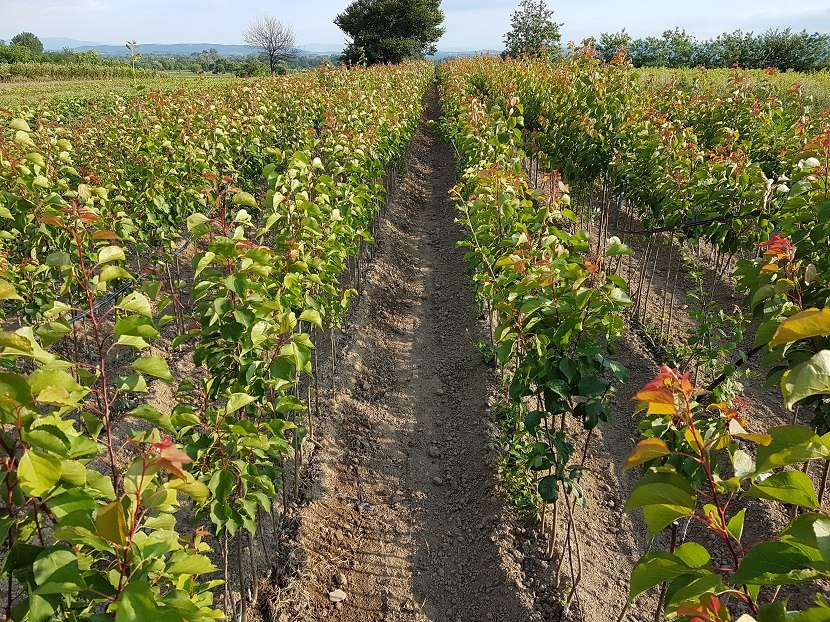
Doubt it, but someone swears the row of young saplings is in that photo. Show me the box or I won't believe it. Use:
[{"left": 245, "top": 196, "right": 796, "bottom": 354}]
[
  {"left": 441, "top": 54, "right": 830, "bottom": 621},
  {"left": 0, "top": 61, "right": 431, "bottom": 621}
]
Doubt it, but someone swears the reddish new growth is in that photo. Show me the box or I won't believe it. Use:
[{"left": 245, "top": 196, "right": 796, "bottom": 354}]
[
  {"left": 149, "top": 435, "right": 192, "bottom": 480},
  {"left": 676, "top": 595, "right": 729, "bottom": 622},
  {"left": 757, "top": 234, "right": 794, "bottom": 262},
  {"left": 635, "top": 365, "right": 696, "bottom": 420}
]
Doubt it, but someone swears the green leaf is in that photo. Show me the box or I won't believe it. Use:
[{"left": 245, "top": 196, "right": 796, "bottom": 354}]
[
  {"left": 0, "top": 280, "right": 23, "bottom": 301},
  {"left": 99, "top": 265, "right": 134, "bottom": 283},
  {"left": 538, "top": 475, "right": 559, "bottom": 502},
  {"left": 46, "top": 251, "right": 71, "bottom": 267},
  {"left": 754, "top": 425, "right": 830, "bottom": 474},
  {"left": 23, "top": 425, "right": 70, "bottom": 455},
  {"left": 97, "top": 245, "right": 126, "bottom": 265},
  {"left": 33, "top": 548, "right": 86, "bottom": 595},
  {"left": 781, "top": 350, "right": 830, "bottom": 410},
  {"left": 36, "top": 321, "right": 72, "bottom": 348},
  {"left": 128, "top": 405, "right": 173, "bottom": 432},
  {"left": 605, "top": 239, "right": 633, "bottom": 257},
  {"left": 112, "top": 373, "right": 148, "bottom": 393},
  {"left": 781, "top": 514, "right": 830, "bottom": 564},
  {"left": 86, "top": 470, "right": 116, "bottom": 501},
  {"left": 113, "top": 316, "right": 159, "bottom": 339},
  {"left": 18, "top": 450, "right": 62, "bottom": 497},
  {"left": 95, "top": 501, "right": 127, "bottom": 546},
  {"left": 0, "top": 372, "right": 33, "bottom": 406},
  {"left": 624, "top": 438, "right": 672, "bottom": 471},
  {"left": 625, "top": 471, "right": 696, "bottom": 538},
  {"left": 130, "top": 356, "right": 172, "bottom": 381},
  {"left": 298, "top": 309, "right": 323, "bottom": 328},
  {"left": 186, "top": 212, "right": 210, "bottom": 232},
  {"left": 746, "top": 470, "right": 819, "bottom": 509},
  {"left": 770, "top": 308, "right": 830, "bottom": 347},
  {"left": 577, "top": 375, "right": 608, "bottom": 398},
  {"left": 629, "top": 552, "right": 702, "bottom": 600},
  {"left": 48, "top": 489, "right": 96, "bottom": 520},
  {"left": 232, "top": 191, "right": 257, "bottom": 208},
  {"left": 168, "top": 478, "right": 209, "bottom": 505},
  {"left": 225, "top": 392, "right": 256, "bottom": 414},
  {"left": 673, "top": 542, "right": 711, "bottom": 568},
  {"left": 731, "top": 541, "right": 823, "bottom": 585},
  {"left": 117, "top": 292, "right": 152, "bottom": 318},
  {"left": 727, "top": 509, "right": 746, "bottom": 543},
  {"left": 115, "top": 580, "right": 180, "bottom": 622},
  {"left": 166, "top": 552, "right": 216, "bottom": 576},
  {"left": 10, "top": 118, "right": 31, "bottom": 132},
  {"left": 193, "top": 251, "right": 215, "bottom": 277}
]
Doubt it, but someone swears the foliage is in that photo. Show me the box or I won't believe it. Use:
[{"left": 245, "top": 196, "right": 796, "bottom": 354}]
[
  {"left": 595, "top": 29, "right": 632, "bottom": 63},
  {"left": 600, "top": 27, "right": 830, "bottom": 71},
  {"left": 440, "top": 52, "right": 830, "bottom": 619},
  {"left": 11, "top": 32, "right": 44, "bottom": 55},
  {"left": 0, "top": 60, "right": 433, "bottom": 619},
  {"left": 440, "top": 57, "right": 631, "bottom": 540},
  {"left": 335, "top": 0, "right": 445, "bottom": 65},
  {"left": 502, "top": 0, "right": 562, "bottom": 59}
]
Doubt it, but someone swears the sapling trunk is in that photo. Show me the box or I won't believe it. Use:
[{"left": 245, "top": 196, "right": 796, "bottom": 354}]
[
  {"left": 237, "top": 533, "right": 247, "bottom": 622},
  {"left": 660, "top": 231, "right": 676, "bottom": 343},
  {"left": 633, "top": 240, "right": 653, "bottom": 318},
  {"left": 666, "top": 242, "right": 683, "bottom": 348},
  {"left": 257, "top": 509, "right": 271, "bottom": 568},
  {"left": 331, "top": 329, "right": 337, "bottom": 393},
  {"left": 654, "top": 522, "right": 678, "bottom": 622},
  {"left": 642, "top": 243, "right": 661, "bottom": 325},
  {"left": 248, "top": 532, "right": 259, "bottom": 607},
  {"left": 819, "top": 459, "right": 830, "bottom": 509},
  {"left": 223, "top": 534, "right": 230, "bottom": 616}
]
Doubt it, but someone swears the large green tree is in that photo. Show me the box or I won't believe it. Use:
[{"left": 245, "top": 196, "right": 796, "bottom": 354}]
[
  {"left": 11, "top": 32, "right": 43, "bottom": 55},
  {"left": 335, "top": 0, "right": 445, "bottom": 65},
  {"left": 503, "top": 0, "right": 562, "bottom": 58}
]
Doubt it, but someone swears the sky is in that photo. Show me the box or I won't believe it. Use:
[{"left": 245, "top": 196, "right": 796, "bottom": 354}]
[{"left": 2, "top": 0, "right": 830, "bottom": 51}]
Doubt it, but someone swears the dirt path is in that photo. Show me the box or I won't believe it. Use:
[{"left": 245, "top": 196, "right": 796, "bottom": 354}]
[{"left": 278, "top": 87, "right": 540, "bottom": 621}]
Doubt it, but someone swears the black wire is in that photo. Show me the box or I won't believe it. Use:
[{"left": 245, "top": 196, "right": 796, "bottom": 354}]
[{"left": 618, "top": 209, "right": 764, "bottom": 236}]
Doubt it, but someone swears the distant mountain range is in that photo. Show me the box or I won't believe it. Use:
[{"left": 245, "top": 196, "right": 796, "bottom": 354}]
[{"left": 39, "top": 37, "right": 500, "bottom": 59}]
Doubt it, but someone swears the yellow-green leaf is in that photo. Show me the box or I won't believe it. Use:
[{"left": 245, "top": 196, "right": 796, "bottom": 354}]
[
  {"left": 624, "top": 438, "right": 671, "bottom": 471},
  {"left": 770, "top": 308, "right": 830, "bottom": 347},
  {"left": 10, "top": 118, "right": 31, "bottom": 132},
  {"left": 97, "top": 245, "right": 126, "bottom": 265},
  {"left": 0, "top": 280, "right": 23, "bottom": 301},
  {"left": 18, "top": 450, "right": 61, "bottom": 497},
  {"left": 95, "top": 501, "right": 128, "bottom": 546},
  {"left": 232, "top": 191, "right": 257, "bottom": 209},
  {"left": 781, "top": 350, "right": 830, "bottom": 410}
]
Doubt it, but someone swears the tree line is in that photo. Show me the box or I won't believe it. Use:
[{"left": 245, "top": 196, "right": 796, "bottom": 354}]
[
  {"left": 0, "top": 33, "right": 128, "bottom": 67},
  {"left": 594, "top": 27, "right": 830, "bottom": 71}
]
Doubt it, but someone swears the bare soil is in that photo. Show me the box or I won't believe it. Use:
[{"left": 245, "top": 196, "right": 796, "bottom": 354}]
[{"left": 267, "top": 86, "right": 547, "bottom": 622}]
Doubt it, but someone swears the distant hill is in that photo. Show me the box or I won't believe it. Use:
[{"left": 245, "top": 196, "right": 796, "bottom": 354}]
[
  {"left": 430, "top": 49, "right": 502, "bottom": 60},
  {"left": 32, "top": 37, "right": 500, "bottom": 59},
  {"left": 74, "top": 43, "right": 258, "bottom": 57},
  {"left": 41, "top": 37, "right": 106, "bottom": 51}
]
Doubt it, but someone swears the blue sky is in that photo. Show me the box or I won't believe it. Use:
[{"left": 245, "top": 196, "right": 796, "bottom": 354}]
[{"left": 2, "top": 0, "right": 830, "bottom": 50}]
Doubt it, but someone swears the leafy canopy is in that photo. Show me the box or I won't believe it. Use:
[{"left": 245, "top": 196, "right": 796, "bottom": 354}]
[
  {"left": 335, "top": 0, "right": 445, "bottom": 65},
  {"left": 11, "top": 32, "right": 44, "bottom": 55},
  {"left": 503, "top": 0, "right": 562, "bottom": 58}
]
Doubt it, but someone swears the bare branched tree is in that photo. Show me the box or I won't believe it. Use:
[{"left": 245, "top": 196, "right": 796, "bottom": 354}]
[{"left": 243, "top": 16, "right": 296, "bottom": 74}]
